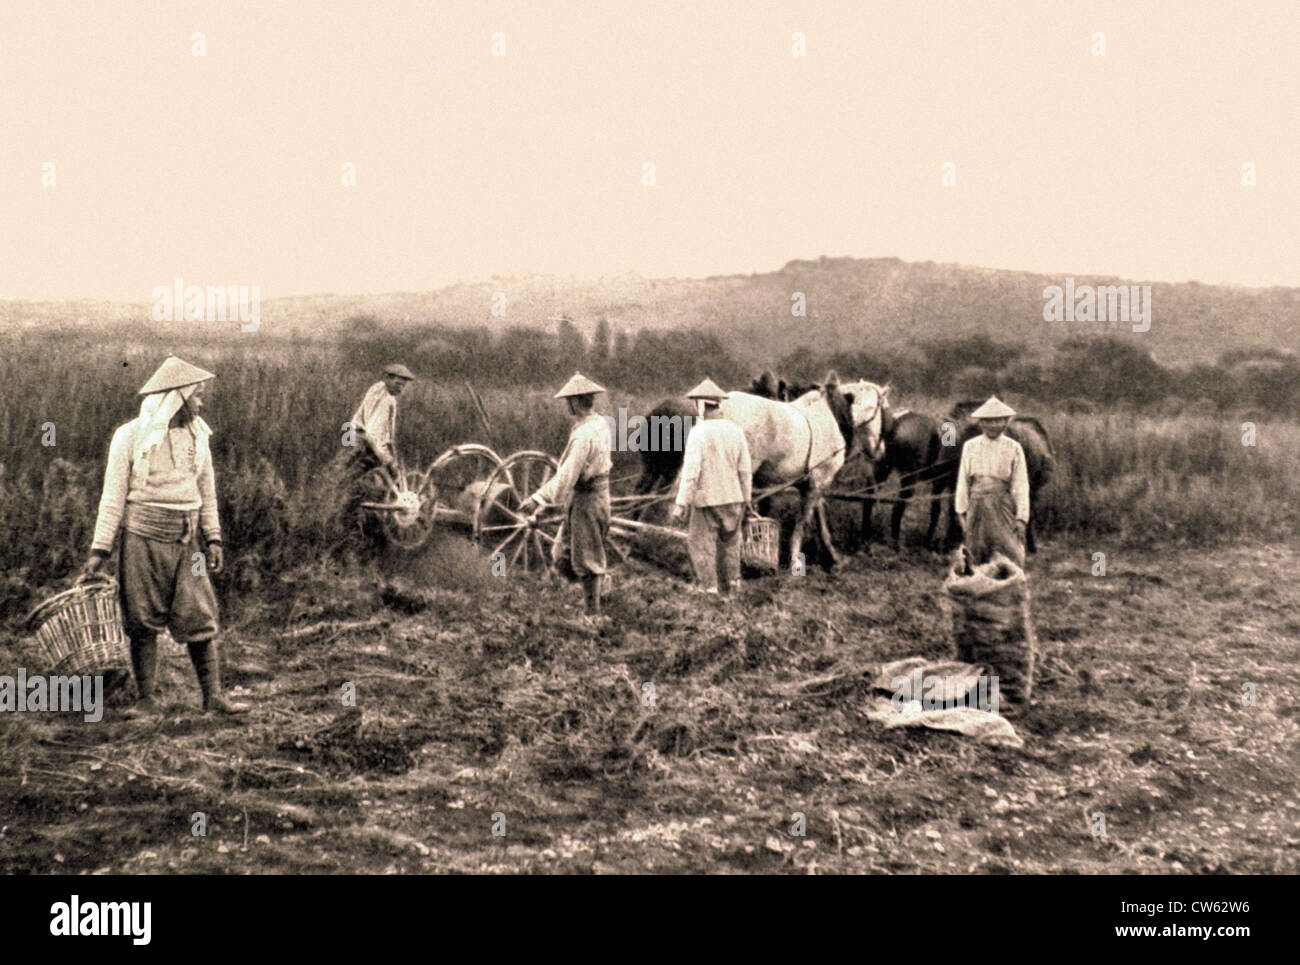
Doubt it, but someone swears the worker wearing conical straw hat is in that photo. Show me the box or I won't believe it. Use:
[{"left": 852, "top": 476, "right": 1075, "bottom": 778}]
[
  {"left": 670, "top": 378, "right": 753, "bottom": 597},
  {"left": 954, "top": 396, "right": 1030, "bottom": 567},
  {"left": 521, "top": 373, "right": 613, "bottom": 620},
  {"left": 81, "top": 356, "right": 248, "bottom": 716}
]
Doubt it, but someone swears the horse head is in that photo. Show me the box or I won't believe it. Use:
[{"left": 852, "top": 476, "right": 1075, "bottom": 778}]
[{"left": 838, "top": 379, "right": 888, "bottom": 460}]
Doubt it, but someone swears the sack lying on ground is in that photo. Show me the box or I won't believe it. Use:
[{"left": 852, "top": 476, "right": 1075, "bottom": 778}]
[
  {"left": 943, "top": 552, "right": 1036, "bottom": 707},
  {"left": 863, "top": 697, "right": 1024, "bottom": 748},
  {"left": 872, "top": 657, "right": 989, "bottom": 706}
]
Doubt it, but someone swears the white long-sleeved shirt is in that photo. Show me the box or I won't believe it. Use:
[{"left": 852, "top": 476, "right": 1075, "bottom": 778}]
[
  {"left": 91, "top": 419, "right": 221, "bottom": 552},
  {"left": 954, "top": 433, "right": 1030, "bottom": 523},
  {"left": 531, "top": 413, "right": 613, "bottom": 507},
  {"left": 675, "top": 417, "right": 753, "bottom": 508},
  {"left": 350, "top": 382, "right": 397, "bottom": 454}
]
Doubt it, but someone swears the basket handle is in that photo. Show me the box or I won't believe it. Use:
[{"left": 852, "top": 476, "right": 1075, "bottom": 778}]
[{"left": 73, "top": 571, "right": 116, "bottom": 588}]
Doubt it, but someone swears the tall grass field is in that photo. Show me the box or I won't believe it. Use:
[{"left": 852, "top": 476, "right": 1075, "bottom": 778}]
[{"left": 2, "top": 329, "right": 1297, "bottom": 617}]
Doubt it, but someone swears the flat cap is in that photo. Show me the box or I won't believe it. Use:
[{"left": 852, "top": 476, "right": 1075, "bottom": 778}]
[{"left": 384, "top": 363, "right": 416, "bottom": 380}]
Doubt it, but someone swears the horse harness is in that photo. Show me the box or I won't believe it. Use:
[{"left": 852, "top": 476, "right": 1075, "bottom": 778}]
[{"left": 799, "top": 408, "right": 815, "bottom": 477}]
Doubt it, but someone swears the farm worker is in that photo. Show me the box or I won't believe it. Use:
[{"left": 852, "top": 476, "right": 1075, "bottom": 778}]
[
  {"left": 350, "top": 363, "right": 416, "bottom": 476},
  {"left": 344, "top": 363, "right": 415, "bottom": 551},
  {"left": 520, "top": 373, "right": 612, "bottom": 618},
  {"left": 80, "top": 356, "right": 248, "bottom": 716},
  {"left": 954, "top": 396, "right": 1030, "bottom": 568},
  {"left": 670, "top": 378, "right": 754, "bottom": 596}
]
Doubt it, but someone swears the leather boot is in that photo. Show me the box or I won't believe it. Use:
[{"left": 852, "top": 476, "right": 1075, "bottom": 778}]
[
  {"left": 187, "top": 640, "right": 250, "bottom": 715},
  {"left": 582, "top": 575, "right": 602, "bottom": 616},
  {"left": 129, "top": 633, "right": 157, "bottom": 698},
  {"left": 121, "top": 635, "right": 161, "bottom": 718}
]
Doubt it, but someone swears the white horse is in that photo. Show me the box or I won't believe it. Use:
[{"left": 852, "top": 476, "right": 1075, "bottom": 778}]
[{"left": 720, "top": 374, "right": 886, "bottom": 566}]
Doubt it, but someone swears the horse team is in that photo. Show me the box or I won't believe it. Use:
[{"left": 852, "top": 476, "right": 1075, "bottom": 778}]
[{"left": 637, "top": 370, "right": 1055, "bottom": 564}]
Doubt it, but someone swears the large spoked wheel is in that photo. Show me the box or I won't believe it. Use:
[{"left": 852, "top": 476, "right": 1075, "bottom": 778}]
[
  {"left": 421, "top": 444, "right": 504, "bottom": 522},
  {"left": 473, "top": 451, "right": 563, "bottom": 576}
]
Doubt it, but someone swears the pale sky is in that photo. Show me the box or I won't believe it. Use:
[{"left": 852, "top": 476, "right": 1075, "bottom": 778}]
[{"left": 2, "top": 0, "right": 1297, "bottom": 300}]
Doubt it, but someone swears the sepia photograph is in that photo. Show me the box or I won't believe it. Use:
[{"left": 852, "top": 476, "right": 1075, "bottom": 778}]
[{"left": 0, "top": 0, "right": 1293, "bottom": 929}]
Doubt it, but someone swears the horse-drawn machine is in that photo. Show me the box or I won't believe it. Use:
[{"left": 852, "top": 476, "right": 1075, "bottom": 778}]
[
  {"left": 358, "top": 443, "right": 560, "bottom": 566},
  {"left": 355, "top": 376, "right": 899, "bottom": 575},
  {"left": 357, "top": 441, "right": 780, "bottom": 575}
]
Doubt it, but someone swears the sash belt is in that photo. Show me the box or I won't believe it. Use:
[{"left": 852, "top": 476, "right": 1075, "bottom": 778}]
[
  {"left": 969, "top": 474, "right": 1012, "bottom": 495},
  {"left": 124, "top": 503, "right": 200, "bottom": 544}
]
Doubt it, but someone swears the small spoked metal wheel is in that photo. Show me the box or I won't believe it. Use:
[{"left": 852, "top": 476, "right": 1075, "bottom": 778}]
[
  {"left": 388, "top": 467, "right": 440, "bottom": 550},
  {"left": 473, "top": 451, "right": 563, "bottom": 575},
  {"left": 359, "top": 465, "right": 439, "bottom": 550}
]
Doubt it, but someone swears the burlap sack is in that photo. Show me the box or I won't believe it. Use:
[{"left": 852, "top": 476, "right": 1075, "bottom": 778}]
[{"left": 943, "top": 552, "right": 1036, "bottom": 707}]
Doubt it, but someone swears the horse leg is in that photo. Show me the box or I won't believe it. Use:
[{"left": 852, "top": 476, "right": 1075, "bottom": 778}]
[
  {"left": 814, "top": 494, "right": 839, "bottom": 569},
  {"left": 806, "top": 496, "right": 835, "bottom": 569},
  {"left": 788, "top": 488, "right": 818, "bottom": 573},
  {"left": 788, "top": 507, "right": 806, "bottom": 574},
  {"left": 652, "top": 471, "right": 683, "bottom": 523},
  {"left": 1024, "top": 484, "right": 1039, "bottom": 554},
  {"left": 925, "top": 484, "right": 943, "bottom": 548},
  {"left": 860, "top": 464, "right": 889, "bottom": 553},
  {"left": 891, "top": 485, "right": 910, "bottom": 549}
]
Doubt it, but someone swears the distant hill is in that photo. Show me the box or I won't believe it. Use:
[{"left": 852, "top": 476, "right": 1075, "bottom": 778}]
[{"left": 4, "top": 257, "right": 1297, "bottom": 366}]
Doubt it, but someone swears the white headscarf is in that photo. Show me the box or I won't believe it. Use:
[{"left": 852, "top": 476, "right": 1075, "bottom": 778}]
[{"left": 132, "top": 382, "right": 212, "bottom": 477}]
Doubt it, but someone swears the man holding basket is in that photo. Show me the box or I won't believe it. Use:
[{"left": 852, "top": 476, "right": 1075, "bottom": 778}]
[{"left": 81, "top": 356, "right": 248, "bottom": 717}]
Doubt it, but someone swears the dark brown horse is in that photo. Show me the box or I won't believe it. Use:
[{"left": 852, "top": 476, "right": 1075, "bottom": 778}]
[
  {"left": 633, "top": 397, "right": 697, "bottom": 496},
  {"left": 859, "top": 406, "right": 959, "bottom": 549}
]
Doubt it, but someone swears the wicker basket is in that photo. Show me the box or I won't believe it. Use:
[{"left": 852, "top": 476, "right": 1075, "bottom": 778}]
[
  {"left": 741, "top": 515, "right": 780, "bottom": 573},
  {"left": 25, "top": 577, "right": 131, "bottom": 677}
]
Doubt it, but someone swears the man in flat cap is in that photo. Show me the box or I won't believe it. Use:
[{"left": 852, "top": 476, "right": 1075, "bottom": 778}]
[
  {"left": 521, "top": 373, "right": 612, "bottom": 619},
  {"left": 344, "top": 363, "right": 415, "bottom": 550},
  {"left": 350, "top": 363, "right": 415, "bottom": 477},
  {"left": 954, "top": 395, "right": 1030, "bottom": 567},
  {"left": 670, "top": 378, "right": 753, "bottom": 596},
  {"left": 81, "top": 356, "right": 248, "bottom": 716}
]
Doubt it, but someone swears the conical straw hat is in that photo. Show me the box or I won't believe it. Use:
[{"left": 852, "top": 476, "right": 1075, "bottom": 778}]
[
  {"left": 686, "top": 378, "right": 728, "bottom": 401},
  {"left": 969, "top": 396, "right": 1016, "bottom": 419},
  {"left": 137, "top": 356, "right": 216, "bottom": 395},
  {"left": 554, "top": 372, "right": 606, "bottom": 398}
]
